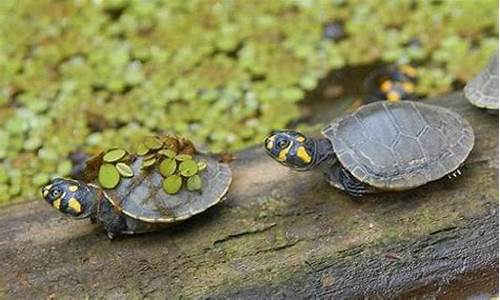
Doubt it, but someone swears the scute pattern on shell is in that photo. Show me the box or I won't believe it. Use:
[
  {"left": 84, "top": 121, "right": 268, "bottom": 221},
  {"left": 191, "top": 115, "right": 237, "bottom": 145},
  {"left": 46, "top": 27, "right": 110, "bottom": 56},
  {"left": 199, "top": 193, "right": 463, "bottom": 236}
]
[
  {"left": 464, "top": 53, "right": 499, "bottom": 110},
  {"left": 102, "top": 153, "right": 231, "bottom": 223},
  {"left": 322, "top": 101, "right": 474, "bottom": 190}
]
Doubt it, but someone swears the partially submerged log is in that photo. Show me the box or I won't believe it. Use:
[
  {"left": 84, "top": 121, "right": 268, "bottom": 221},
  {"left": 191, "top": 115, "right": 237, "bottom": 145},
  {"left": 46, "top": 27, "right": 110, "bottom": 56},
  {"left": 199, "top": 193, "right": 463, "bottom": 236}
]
[{"left": 0, "top": 93, "right": 498, "bottom": 298}]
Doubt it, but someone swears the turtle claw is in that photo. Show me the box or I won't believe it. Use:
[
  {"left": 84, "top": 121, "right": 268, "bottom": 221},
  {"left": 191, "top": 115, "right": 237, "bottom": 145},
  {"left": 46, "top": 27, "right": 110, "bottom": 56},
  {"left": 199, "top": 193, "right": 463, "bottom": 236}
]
[
  {"left": 107, "top": 232, "right": 116, "bottom": 240},
  {"left": 448, "top": 169, "right": 462, "bottom": 179}
]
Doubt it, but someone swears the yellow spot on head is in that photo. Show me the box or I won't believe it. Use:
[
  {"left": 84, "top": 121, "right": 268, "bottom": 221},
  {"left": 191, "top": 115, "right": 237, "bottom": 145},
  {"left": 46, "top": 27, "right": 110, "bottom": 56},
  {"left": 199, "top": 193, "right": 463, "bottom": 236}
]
[
  {"left": 296, "top": 136, "right": 305, "bottom": 142},
  {"left": 69, "top": 185, "right": 78, "bottom": 192},
  {"left": 43, "top": 189, "right": 49, "bottom": 198},
  {"left": 266, "top": 136, "right": 275, "bottom": 150},
  {"left": 277, "top": 142, "right": 293, "bottom": 162},
  {"left": 68, "top": 197, "right": 82, "bottom": 214},
  {"left": 380, "top": 80, "right": 392, "bottom": 93},
  {"left": 296, "top": 146, "right": 312, "bottom": 164},
  {"left": 387, "top": 91, "right": 401, "bottom": 102},
  {"left": 53, "top": 198, "right": 61, "bottom": 209},
  {"left": 402, "top": 82, "right": 415, "bottom": 93}
]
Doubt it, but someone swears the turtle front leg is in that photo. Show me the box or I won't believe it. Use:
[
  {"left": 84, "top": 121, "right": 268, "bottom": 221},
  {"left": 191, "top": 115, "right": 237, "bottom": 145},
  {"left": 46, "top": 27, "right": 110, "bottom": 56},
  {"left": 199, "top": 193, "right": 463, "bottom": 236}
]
[{"left": 338, "top": 167, "right": 373, "bottom": 197}]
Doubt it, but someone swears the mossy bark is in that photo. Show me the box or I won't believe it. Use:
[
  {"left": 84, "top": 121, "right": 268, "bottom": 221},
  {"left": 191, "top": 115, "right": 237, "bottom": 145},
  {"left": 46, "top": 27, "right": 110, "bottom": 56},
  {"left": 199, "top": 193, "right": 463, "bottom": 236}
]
[{"left": 0, "top": 93, "right": 497, "bottom": 299}]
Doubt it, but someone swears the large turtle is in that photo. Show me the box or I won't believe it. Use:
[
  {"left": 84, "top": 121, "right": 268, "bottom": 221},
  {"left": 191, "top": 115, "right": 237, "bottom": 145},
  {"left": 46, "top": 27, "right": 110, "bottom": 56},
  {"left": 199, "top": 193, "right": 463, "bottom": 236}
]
[
  {"left": 264, "top": 101, "right": 474, "bottom": 196},
  {"left": 42, "top": 136, "right": 232, "bottom": 239},
  {"left": 464, "top": 53, "right": 499, "bottom": 111}
]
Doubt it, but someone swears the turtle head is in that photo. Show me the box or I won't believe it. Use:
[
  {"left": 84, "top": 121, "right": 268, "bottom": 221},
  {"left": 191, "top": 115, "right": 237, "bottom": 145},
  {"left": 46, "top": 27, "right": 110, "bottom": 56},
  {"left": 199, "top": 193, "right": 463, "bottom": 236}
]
[
  {"left": 42, "top": 178, "right": 99, "bottom": 219},
  {"left": 264, "top": 130, "right": 317, "bottom": 171}
]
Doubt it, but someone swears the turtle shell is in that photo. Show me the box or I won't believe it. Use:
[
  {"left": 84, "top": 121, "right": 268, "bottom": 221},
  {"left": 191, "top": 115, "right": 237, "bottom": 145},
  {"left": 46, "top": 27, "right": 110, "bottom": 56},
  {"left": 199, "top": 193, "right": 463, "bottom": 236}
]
[
  {"left": 100, "top": 153, "right": 231, "bottom": 223},
  {"left": 464, "top": 53, "right": 499, "bottom": 110},
  {"left": 322, "top": 101, "right": 474, "bottom": 190}
]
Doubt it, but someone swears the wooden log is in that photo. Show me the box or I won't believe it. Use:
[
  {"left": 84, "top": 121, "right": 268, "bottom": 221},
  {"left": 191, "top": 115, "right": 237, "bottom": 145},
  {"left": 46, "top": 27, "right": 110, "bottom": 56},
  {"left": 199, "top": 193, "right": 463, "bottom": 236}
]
[{"left": 0, "top": 92, "right": 497, "bottom": 298}]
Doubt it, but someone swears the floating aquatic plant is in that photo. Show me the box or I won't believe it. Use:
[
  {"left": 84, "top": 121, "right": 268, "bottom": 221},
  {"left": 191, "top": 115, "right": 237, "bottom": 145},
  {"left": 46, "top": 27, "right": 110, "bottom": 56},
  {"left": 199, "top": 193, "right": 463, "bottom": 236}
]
[{"left": 0, "top": 0, "right": 497, "bottom": 204}]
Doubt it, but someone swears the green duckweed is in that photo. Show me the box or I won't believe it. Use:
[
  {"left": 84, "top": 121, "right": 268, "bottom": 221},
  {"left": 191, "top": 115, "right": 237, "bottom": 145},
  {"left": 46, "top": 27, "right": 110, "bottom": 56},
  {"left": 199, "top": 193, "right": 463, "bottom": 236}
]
[
  {"left": 98, "top": 164, "right": 121, "bottom": 189},
  {"left": 115, "top": 162, "right": 134, "bottom": 178},
  {"left": 186, "top": 175, "right": 203, "bottom": 192},
  {"left": 159, "top": 158, "right": 177, "bottom": 177},
  {"left": 163, "top": 175, "right": 183, "bottom": 195},
  {"left": 0, "top": 0, "right": 496, "bottom": 205},
  {"left": 179, "top": 160, "right": 198, "bottom": 177},
  {"left": 103, "top": 149, "right": 127, "bottom": 163}
]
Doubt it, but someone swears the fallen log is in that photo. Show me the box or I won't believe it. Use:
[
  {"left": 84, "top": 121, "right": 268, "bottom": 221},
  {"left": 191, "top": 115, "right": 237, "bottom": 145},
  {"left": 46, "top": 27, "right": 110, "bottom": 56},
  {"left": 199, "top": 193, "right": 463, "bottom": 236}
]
[{"left": 0, "top": 92, "right": 497, "bottom": 298}]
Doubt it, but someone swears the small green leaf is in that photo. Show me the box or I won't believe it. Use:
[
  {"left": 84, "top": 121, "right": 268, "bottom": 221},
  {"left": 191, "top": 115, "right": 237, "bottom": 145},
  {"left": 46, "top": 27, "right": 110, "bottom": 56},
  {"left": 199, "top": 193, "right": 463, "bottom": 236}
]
[
  {"left": 136, "top": 144, "right": 149, "bottom": 156},
  {"left": 158, "top": 149, "right": 177, "bottom": 158},
  {"left": 144, "top": 136, "right": 163, "bottom": 150},
  {"left": 159, "top": 158, "right": 177, "bottom": 177},
  {"left": 179, "top": 159, "right": 198, "bottom": 177},
  {"left": 116, "top": 162, "right": 134, "bottom": 178},
  {"left": 143, "top": 153, "right": 157, "bottom": 161},
  {"left": 163, "top": 175, "right": 182, "bottom": 194},
  {"left": 103, "top": 149, "right": 126, "bottom": 163},
  {"left": 197, "top": 160, "right": 207, "bottom": 171},
  {"left": 175, "top": 154, "right": 192, "bottom": 161},
  {"left": 141, "top": 158, "right": 157, "bottom": 168},
  {"left": 98, "top": 164, "right": 121, "bottom": 189},
  {"left": 186, "top": 174, "right": 202, "bottom": 191}
]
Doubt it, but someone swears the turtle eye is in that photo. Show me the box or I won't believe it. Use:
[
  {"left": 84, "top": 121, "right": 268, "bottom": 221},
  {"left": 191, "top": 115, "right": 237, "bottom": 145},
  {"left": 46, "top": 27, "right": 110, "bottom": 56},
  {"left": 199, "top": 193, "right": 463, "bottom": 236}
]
[
  {"left": 50, "top": 188, "right": 62, "bottom": 199},
  {"left": 277, "top": 139, "right": 290, "bottom": 149}
]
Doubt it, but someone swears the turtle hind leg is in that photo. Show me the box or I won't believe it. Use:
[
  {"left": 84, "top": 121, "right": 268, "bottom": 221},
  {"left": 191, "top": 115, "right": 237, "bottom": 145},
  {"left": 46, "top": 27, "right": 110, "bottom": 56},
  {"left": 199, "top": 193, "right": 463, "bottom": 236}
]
[{"left": 339, "top": 168, "right": 372, "bottom": 197}]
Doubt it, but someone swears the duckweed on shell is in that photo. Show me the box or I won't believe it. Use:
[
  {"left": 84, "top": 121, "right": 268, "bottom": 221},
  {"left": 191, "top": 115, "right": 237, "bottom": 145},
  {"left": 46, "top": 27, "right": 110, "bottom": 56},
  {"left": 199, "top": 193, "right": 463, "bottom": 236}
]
[
  {"left": 115, "top": 162, "right": 134, "bottom": 178},
  {"left": 186, "top": 175, "right": 203, "bottom": 191},
  {"left": 159, "top": 158, "right": 177, "bottom": 177},
  {"left": 179, "top": 160, "right": 198, "bottom": 177},
  {"left": 103, "top": 149, "right": 127, "bottom": 163},
  {"left": 158, "top": 149, "right": 177, "bottom": 159},
  {"left": 175, "top": 154, "right": 192, "bottom": 161},
  {"left": 144, "top": 137, "right": 163, "bottom": 150},
  {"left": 163, "top": 175, "right": 182, "bottom": 195},
  {"left": 98, "top": 164, "right": 121, "bottom": 189},
  {"left": 141, "top": 158, "right": 157, "bottom": 169},
  {"left": 197, "top": 160, "right": 207, "bottom": 171},
  {"left": 136, "top": 144, "right": 149, "bottom": 156}
]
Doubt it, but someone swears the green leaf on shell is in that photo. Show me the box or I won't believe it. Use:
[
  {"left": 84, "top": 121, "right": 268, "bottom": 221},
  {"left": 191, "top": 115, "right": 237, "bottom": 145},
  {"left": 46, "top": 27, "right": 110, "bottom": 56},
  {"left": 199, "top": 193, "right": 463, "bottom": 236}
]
[
  {"left": 136, "top": 144, "right": 149, "bottom": 156},
  {"left": 175, "top": 154, "right": 192, "bottom": 161},
  {"left": 179, "top": 159, "right": 198, "bottom": 177},
  {"left": 158, "top": 149, "right": 177, "bottom": 158},
  {"left": 186, "top": 174, "right": 202, "bottom": 191},
  {"left": 163, "top": 175, "right": 182, "bottom": 194},
  {"left": 103, "top": 148, "right": 127, "bottom": 163},
  {"left": 197, "top": 160, "right": 207, "bottom": 171},
  {"left": 116, "top": 162, "right": 134, "bottom": 178},
  {"left": 144, "top": 136, "right": 163, "bottom": 150},
  {"left": 141, "top": 158, "right": 157, "bottom": 168},
  {"left": 159, "top": 158, "right": 177, "bottom": 177},
  {"left": 98, "top": 164, "right": 121, "bottom": 189}
]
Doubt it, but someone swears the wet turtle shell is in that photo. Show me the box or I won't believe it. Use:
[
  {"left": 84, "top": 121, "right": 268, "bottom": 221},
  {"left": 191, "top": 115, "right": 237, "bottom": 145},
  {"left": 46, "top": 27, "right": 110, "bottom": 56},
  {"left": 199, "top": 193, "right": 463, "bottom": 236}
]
[
  {"left": 322, "top": 101, "right": 474, "bottom": 190},
  {"left": 101, "top": 153, "right": 231, "bottom": 223},
  {"left": 464, "top": 53, "right": 499, "bottom": 110}
]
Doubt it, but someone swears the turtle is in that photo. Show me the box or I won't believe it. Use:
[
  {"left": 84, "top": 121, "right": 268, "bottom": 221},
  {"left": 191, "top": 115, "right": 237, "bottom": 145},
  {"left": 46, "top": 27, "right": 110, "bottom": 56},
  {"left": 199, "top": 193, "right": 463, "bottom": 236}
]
[
  {"left": 42, "top": 137, "right": 232, "bottom": 239},
  {"left": 264, "top": 101, "right": 474, "bottom": 196},
  {"left": 464, "top": 53, "right": 499, "bottom": 111},
  {"left": 363, "top": 64, "right": 418, "bottom": 103}
]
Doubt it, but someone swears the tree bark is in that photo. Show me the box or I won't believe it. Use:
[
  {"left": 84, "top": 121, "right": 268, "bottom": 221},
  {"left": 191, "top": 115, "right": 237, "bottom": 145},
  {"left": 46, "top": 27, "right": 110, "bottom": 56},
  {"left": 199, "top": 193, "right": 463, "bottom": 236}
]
[{"left": 0, "top": 93, "right": 498, "bottom": 299}]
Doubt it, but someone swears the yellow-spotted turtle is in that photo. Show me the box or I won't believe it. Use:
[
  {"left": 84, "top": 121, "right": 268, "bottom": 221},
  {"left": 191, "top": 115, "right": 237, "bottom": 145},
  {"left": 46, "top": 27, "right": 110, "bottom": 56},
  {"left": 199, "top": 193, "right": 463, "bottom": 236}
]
[{"left": 265, "top": 101, "right": 474, "bottom": 196}]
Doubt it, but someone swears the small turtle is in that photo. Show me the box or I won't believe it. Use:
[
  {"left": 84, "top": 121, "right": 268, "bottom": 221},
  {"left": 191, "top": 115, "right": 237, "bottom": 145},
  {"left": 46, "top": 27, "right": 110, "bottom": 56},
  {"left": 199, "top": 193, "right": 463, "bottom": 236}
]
[
  {"left": 42, "top": 138, "right": 232, "bottom": 239},
  {"left": 464, "top": 53, "right": 499, "bottom": 111},
  {"left": 265, "top": 101, "right": 474, "bottom": 196},
  {"left": 364, "top": 64, "right": 418, "bottom": 103}
]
